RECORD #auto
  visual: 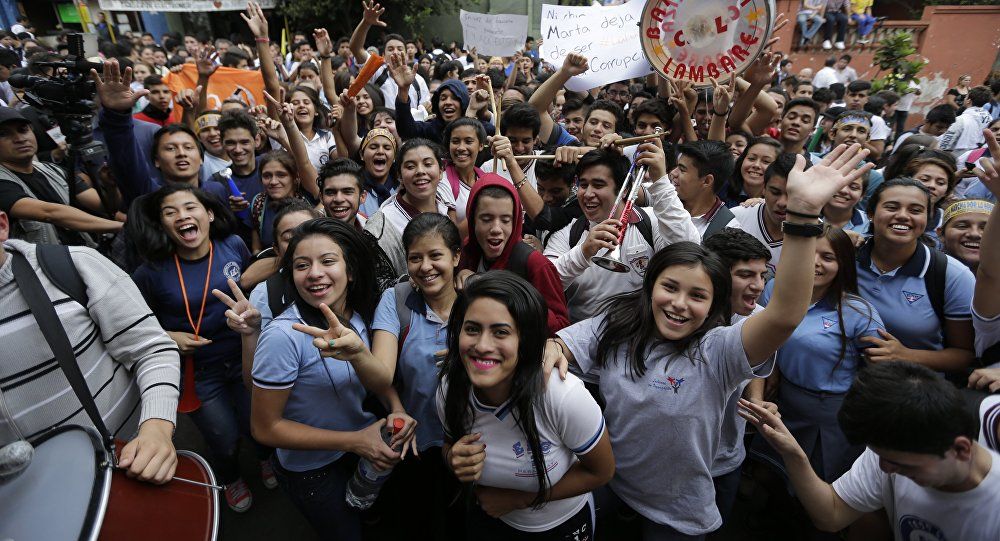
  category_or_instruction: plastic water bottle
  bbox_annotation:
[220,168,250,220]
[344,418,404,510]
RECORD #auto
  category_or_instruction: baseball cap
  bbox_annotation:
[0,107,30,126]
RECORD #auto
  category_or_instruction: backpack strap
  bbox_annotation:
[36,243,89,307]
[393,281,414,351]
[923,246,948,325]
[374,65,390,88]
[568,218,589,248]
[251,193,268,235]
[504,242,535,279]
[266,271,288,319]
[703,205,736,240]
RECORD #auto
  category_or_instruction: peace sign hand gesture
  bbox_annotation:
[974,128,1000,194]
[711,74,735,115]
[211,278,262,335]
[292,303,368,362]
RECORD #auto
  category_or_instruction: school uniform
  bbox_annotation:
[558,317,773,536]
[827,207,870,234]
[435,371,605,533]
[856,242,974,352]
[752,286,885,481]
[974,306,1000,367]
[730,204,782,275]
[301,129,336,172]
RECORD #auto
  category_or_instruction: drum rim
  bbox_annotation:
[28,425,112,541]
[638,0,776,88]
[178,449,220,541]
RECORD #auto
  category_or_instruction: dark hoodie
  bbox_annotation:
[459,175,569,335]
[395,79,494,144]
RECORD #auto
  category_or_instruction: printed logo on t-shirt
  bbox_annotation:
[898,514,946,541]
[902,290,925,305]
[628,254,649,276]
[223,261,242,281]
[822,317,835,329]
[512,440,557,477]
[649,376,686,393]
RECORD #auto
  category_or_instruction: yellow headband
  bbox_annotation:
[361,128,397,152]
[943,199,994,225]
[195,113,221,134]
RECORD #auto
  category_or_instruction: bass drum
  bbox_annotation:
[638,0,776,87]
[0,425,111,541]
[100,448,219,541]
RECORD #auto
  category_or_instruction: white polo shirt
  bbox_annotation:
[436,372,605,532]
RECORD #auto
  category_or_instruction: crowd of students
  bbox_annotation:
[2,2,1000,540]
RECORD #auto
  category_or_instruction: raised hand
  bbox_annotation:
[448,433,486,482]
[314,28,333,57]
[744,51,780,87]
[636,137,668,180]
[711,74,735,115]
[211,278,263,335]
[91,59,149,113]
[176,86,200,110]
[386,52,415,90]
[784,143,873,215]
[582,219,623,260]
[240,1,269,38]
[561,52,589,77]
[196,45,217,79]
[468,88,490,113]
[292,302,369,362]
[737,399,802,458]
[361,0,387,28]
[974,128,1000,193]
[264,90,295,126]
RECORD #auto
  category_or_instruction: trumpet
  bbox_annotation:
[591,159,647,273]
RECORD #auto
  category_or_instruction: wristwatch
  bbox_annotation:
[781,220,824,237]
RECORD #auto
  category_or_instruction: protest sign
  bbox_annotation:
[98,0,276,11]
[539,0,651,92]
[460,10,529,57]
[163,65,266,122]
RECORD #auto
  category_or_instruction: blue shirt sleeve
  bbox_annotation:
[848,297,886,350]
[943,255,976,320]
[553,124,578,146]
[252,321,302,389]
[759,279,775,306]
[372,288,401,337]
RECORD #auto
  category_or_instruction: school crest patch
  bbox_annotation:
[223,261,242,281]
[902,290,924,305]
[822,317,835,329]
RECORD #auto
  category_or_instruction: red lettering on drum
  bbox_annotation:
[707,62,720,78]
[720,55,736,72]
[729,44,749,62]
[651,7,666,22]
[647,26,661,39]
[715,16,728,33]
[729,5,740,20]
[661,57,674,74]
[672,63,686,80]
[741,31,759,45]
[740,0,752,6]
[662,9,677,32]
[673,30,686,47]
[689,64,705,83]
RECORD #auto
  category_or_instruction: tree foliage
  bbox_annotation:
[870,31,927,95]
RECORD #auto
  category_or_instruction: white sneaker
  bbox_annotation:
[822,40,833,50]
[858,38,871,44]
[835,41,846,50]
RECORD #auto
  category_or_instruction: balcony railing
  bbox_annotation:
[792,17,930,53]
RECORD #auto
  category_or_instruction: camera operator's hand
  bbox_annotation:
[92,59,149,113]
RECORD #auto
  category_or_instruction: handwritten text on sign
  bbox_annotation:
[98,0,277,11]
[459,10,529,57]
[540,1,652,92]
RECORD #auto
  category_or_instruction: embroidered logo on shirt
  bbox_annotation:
[667,377,685,393]
[902,290,924,304]
[822,317,835,329]
[223,261,242,281]
[628,254,649,276]
[512,441,525,458]
[898,514,946,541]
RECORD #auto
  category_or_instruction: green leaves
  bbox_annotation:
[870,30,926,95]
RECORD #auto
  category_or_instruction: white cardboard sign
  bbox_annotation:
[460,10,529,57]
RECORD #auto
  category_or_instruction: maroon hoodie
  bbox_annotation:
[459,174,569,334]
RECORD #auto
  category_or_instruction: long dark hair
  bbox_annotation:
[440,271,550,508]
[287,85,329,132]
[595,242,731,378]
[126,184,238,263]
[817,225,876,374]
[279,218,379,332]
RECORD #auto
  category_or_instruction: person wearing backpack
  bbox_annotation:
[855,178,976,374]
[543,145,699,324]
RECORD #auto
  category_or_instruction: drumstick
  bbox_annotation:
[512,154,583,161]
[112,465,222,490]
[614,132,666,146]
[486,84,506,172]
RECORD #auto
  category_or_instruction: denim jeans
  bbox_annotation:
[188,359,253,484]
[271,455,362,541]
[824,11,849,42]
[851,13,876,37]
[797,12,825,40]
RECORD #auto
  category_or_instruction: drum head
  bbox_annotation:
[639,0,775,87]
[0,426,110,541]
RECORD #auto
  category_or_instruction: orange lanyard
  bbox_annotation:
[174,241,213,339]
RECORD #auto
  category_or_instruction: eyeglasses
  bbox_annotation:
[606,90,630,98]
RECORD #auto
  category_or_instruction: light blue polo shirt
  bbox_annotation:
[372,288,448,452]
[856,241,975,352]
[761,285,884,392]
[252,304,377,472]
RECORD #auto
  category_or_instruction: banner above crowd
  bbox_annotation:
[460,10,529,57]
[97,0,276,11]
[539,0,652,92]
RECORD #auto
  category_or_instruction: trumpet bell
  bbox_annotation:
[591,246,630,273]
